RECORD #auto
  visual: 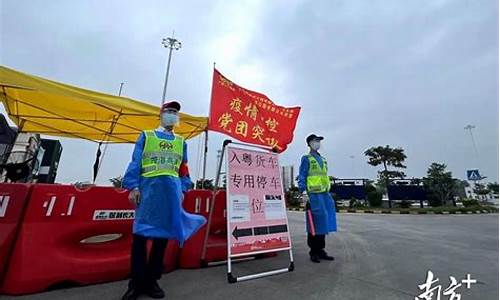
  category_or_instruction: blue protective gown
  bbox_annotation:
[298,152,337,235]
[123,129,206,246]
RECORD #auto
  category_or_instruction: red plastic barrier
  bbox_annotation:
[179,189,213,268]
[0,183,31,283]
[210,190,227,235]
[179,189,227,268]
[204,190,227,262]
[163,240,180,273]
[183,189,213,219]
[1,184,135,295]
[1,184,135,294]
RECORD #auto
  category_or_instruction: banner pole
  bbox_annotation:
[201,129,208,186]
[202,62,216,188]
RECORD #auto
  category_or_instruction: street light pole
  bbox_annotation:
[118,82,124,97]
[464,124,481,170]
[464,124,479,158]
[464,124,484,186]
[161,36,182,105]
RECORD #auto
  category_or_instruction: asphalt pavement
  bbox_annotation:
[3,212,498,300]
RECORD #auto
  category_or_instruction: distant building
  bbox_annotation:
[464,185,499,205]
[0,143,11,162]
[0,114,17,162]
[281,165,294,191]
[10,132,40,157]
[330,178,366,186]
[329,178,368,204]
[37,139,63,184]
[0,132,41,182]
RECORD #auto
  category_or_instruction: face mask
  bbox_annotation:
[161,113,179,127]
[310,141,321,151]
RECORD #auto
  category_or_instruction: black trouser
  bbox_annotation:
[307,233,326,256]
[128,234,168,290]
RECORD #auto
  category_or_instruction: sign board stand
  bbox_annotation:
[204,140,294,283]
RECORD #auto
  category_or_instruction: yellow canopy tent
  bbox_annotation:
[0,66,208,143]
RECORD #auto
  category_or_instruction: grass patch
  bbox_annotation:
[297,205,498,214]
[335,205,499,214]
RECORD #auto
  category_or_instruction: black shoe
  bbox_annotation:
[318,251,335,261]
[310,254,321,263]
[146,281,165,299]
[121,287,141,300]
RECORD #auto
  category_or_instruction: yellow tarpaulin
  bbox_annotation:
[0,66,208,143]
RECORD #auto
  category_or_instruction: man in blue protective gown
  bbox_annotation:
[298,134,337,263]
[121,101,206,300]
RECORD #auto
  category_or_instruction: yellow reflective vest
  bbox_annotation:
[141,130,184,178]
[306,155,331,193]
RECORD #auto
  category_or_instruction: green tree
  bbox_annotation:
[222,174,227,189]
[453,180,469,199]
[73,181,92,189]
[196,179,214,190]
[285,186,301,207]
[423,163,455,207]
[365,183,383,207]
[487,182,499,194]
[109,175,123,188]
[473,183,491,199]
[364,145,407,208]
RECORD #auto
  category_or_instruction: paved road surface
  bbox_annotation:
[4,212,498,300]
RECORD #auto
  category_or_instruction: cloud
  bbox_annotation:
[0,0,497,184]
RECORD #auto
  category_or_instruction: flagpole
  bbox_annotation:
[201,62,216,188]
[202,129,208,187]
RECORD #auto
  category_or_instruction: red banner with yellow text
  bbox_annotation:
[208,69,301,152]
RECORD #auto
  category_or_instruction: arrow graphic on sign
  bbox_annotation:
[232,224,288,240]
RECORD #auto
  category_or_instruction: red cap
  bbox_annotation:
[161,101,181,112]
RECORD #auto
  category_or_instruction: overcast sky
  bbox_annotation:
[1,0,498,185]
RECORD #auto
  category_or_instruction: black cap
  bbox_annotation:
[306,134,324,145]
